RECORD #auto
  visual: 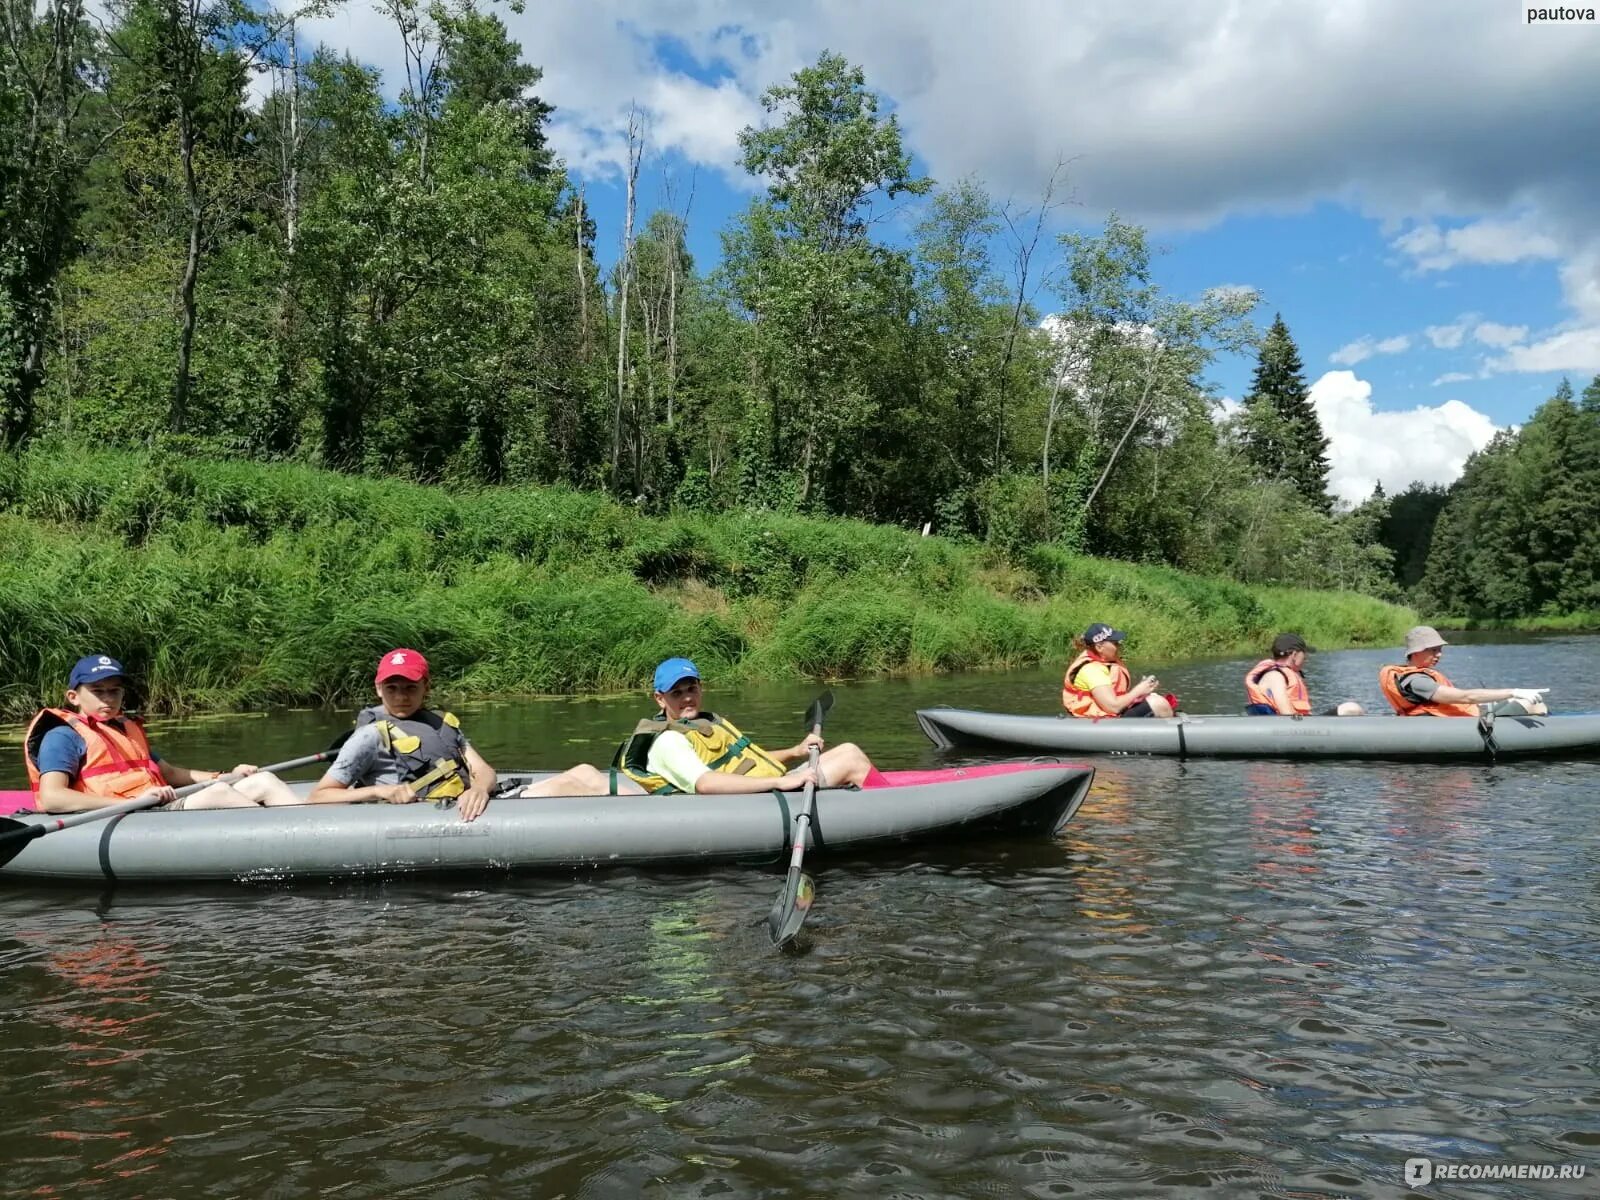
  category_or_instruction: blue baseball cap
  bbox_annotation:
[652,657,700,693]
[69,654,128,688]
[1083,623,1126,647]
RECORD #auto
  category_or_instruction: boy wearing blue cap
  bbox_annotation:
[613,658,880,795]
[23,655,300,813]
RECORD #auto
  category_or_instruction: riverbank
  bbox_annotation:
[0,444,1415,715]
[1438,612,1600,633]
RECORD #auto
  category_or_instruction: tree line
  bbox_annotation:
[6,0,1412,598]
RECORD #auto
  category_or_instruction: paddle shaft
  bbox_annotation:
[781,737,822,877]
[1,750,334,846]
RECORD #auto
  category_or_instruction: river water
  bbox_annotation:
[3,635,1597,1197]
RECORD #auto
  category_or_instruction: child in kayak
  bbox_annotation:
[614,658,885,794]
[24,655,300,813]
[307,648,637,820]
[1244,633,1365,716]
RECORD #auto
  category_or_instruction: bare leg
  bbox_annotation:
[1336,701,1366,716]
[176,783,260,810]
[517,764,644,798]
[815,743,874,789]
[232,772,302,806]
[1147,694,1175,718]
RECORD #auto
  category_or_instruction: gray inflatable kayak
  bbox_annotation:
[918,707,1600,760]
[0,762,1092,884]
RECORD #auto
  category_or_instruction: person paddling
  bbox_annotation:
[1062,624,1176,719]
[614,658,884,795]
[24,655,300,813]
[1379,626,1549,717]
[1244,633,1364,717]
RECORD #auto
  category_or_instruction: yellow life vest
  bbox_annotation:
[612,712,786,794]
[355,705,469,798]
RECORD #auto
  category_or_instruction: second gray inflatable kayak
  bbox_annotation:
[0,762,1093,884]
[917,707,1600,760]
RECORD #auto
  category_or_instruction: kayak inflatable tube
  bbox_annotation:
[917,707,1600,760]
[0,762,1092,884]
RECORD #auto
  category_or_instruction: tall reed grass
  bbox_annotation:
[0,444,1415,714]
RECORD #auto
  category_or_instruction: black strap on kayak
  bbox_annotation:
[1176,717,1188,759]
[1477,706,1499,761]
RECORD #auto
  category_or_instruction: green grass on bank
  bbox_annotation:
[1432,612,1600,633]
[0,444,1416,716]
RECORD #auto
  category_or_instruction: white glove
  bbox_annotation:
[1510,688,1547,705]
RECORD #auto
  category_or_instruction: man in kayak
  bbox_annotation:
[1379,626,1549,717]
[24,654,301,813]
[614,658,884,794]
[1244,633,1365,716]
[1062,624,1176,718]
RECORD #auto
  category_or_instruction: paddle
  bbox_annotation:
[767,690,835,949]
[0,749,338,869]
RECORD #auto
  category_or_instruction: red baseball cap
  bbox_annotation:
[375,648,429,683]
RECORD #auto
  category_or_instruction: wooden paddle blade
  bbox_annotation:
[767,867,815,948]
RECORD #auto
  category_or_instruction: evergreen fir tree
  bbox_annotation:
[1241,314,1333,511]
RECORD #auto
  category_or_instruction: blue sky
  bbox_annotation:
[303,0,1600,503]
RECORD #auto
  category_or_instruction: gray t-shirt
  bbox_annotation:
[1396,671,1440,704]
[325,723,474,788]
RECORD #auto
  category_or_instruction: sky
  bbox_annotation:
[300,0,1600,505]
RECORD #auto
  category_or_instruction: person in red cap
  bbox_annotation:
[307,649,629,819]
[308,649,500,820]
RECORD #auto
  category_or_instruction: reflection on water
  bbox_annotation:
[3,637,1599,1196]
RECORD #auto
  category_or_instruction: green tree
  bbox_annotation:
[1240,313,1331,511]
[0,0,97,445]
[725,51,930,507]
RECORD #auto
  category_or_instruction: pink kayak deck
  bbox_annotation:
[866,762,1070,788]
[0,762,1073,816]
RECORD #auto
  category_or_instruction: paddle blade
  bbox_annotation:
[0,820,47,869]
[767,867,815,948]
[805,690,835,732]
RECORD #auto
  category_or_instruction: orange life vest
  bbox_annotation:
[1062,651,1132,719]
[1244,659,1311,715]
[23,709,166,798]
[1377,665,1478,717]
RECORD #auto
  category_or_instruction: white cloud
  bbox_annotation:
[1485,327,1600,374]
[1330,334,1410,366]
[1311,370,1499,503]
[292,0,1600,379]
[1431,371,1475,386]
[1425,319,1473,349]
[1391,217,1562,273]
[1472,321,1528,348]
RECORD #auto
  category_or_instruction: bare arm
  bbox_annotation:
[34,770,174,814]
[1431,684,1519,705]
[1260,669,1297,716]
[305,772,414,806]
[1091,675,1157,715]
[693,768,814,795]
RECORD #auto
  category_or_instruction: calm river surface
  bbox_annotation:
[3,635,1597,1197]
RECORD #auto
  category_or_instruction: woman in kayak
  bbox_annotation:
[1062,623,1176,719]
[1244,633,1365,716]
[24,655,301,813]
[614,658,885,794]
[1379,626,1549,717]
